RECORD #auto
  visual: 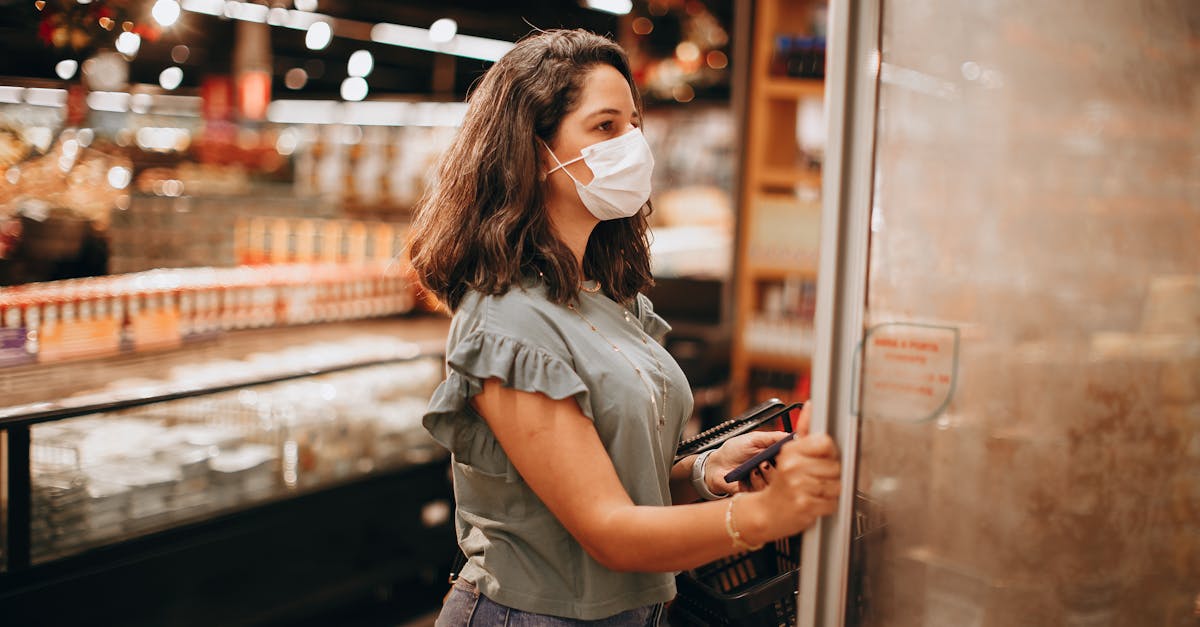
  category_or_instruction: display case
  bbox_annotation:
[0,316,456,626]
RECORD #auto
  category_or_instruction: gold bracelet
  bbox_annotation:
[725,493,764,552]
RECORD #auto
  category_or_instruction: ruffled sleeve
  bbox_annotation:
[635,293,672,345]
[422,330,593,482]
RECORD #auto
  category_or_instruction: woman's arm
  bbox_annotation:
[472,378,840,573]
[669,454,703,504]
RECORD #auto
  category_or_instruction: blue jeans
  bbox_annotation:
[436,578,668,627]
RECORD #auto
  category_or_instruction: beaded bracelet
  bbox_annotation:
[725,493,764,552]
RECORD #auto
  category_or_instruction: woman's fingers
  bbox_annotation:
[775,438,839,474]
[798,456,842,480]
[713,431,791,476]
[795,433,837,459]
[748,464,768,491]
[745,430,791,449]
[794,401,812,436]
[769,437,843,501]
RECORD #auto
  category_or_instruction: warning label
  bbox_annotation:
[856,322,959,422]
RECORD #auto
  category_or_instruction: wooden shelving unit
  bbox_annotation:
[731,0,827,411]
[742,351,813,373]
[763,77,825,100]
[758,167,822,189]
[746,264,818,282]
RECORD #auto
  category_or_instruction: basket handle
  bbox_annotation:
[674,400,802,464]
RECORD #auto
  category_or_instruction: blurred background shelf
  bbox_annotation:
[764,77,825,100]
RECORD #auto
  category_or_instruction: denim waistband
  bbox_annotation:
[437,578,667,627]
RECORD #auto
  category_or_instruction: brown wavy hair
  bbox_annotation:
[407,29,654,312]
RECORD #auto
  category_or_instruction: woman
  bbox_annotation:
[409,29,841,625]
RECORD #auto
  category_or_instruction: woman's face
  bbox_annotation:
[543,64,640,190]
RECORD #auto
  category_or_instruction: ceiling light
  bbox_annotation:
[347,50,373,77]
[116,31,141,57]
[179,0,222,16]
[581,0,632,15]
[159,66,184,90]
[107,166,132,189]
[675,42,701,63]
[87,91,131,112]
[235,1,269,22]
[371,23,513,62]
[0,87,23,104]
[305,21,332,50]
[340,77,368,102]
[428,18,457,44]
[24,87,67,107]
[672,84,695,103]
[284,68,308,90]
[178,1,516,63]
[275,129,299,155]
[55,59,79,80]
[130,92,153,113]
[171,44,190,63]
[152,0,181,27]
[706,50,728,69]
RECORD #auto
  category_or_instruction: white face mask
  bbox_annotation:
[542,128,655,221]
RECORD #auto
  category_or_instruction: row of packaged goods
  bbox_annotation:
[112,209,407,278]
[0,263,416,368]
[234,216,407,267]
[29,339,445,562]
[106,191,335,275]
[292,124,457,209]
[770,35,827,79]
[745,276,818,358]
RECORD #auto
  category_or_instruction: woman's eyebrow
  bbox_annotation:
[583,107,634,119]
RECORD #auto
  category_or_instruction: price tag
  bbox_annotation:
[0,328,34,368]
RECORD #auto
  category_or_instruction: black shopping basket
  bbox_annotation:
[670,399,803,627]
[671,533,802,626]
[670,399,889,626]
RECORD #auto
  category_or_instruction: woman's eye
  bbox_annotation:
[597,120,613,131]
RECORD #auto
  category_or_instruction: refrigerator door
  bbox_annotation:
[805,1,1199,625]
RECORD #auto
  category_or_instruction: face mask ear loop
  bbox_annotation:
[539,138,584,182]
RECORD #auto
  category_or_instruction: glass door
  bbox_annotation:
[803,1,1199,625]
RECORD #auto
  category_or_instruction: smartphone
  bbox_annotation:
[722,433,797,484]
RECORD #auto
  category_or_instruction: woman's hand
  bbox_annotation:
[706,430,792,496]
[729,402,842,544]
[747,431,841,541]
[708,401,815,495]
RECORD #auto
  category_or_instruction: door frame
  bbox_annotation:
[798,0,883,625]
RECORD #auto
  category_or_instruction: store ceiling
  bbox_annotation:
[0,0,619,98]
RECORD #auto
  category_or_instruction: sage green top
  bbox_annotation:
[423,278,694,620]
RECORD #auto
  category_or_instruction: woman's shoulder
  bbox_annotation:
[632,292,672,344]
[453,282,569,347]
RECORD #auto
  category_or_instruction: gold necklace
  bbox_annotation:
[566,301,669,431]
[532,269,600,294]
